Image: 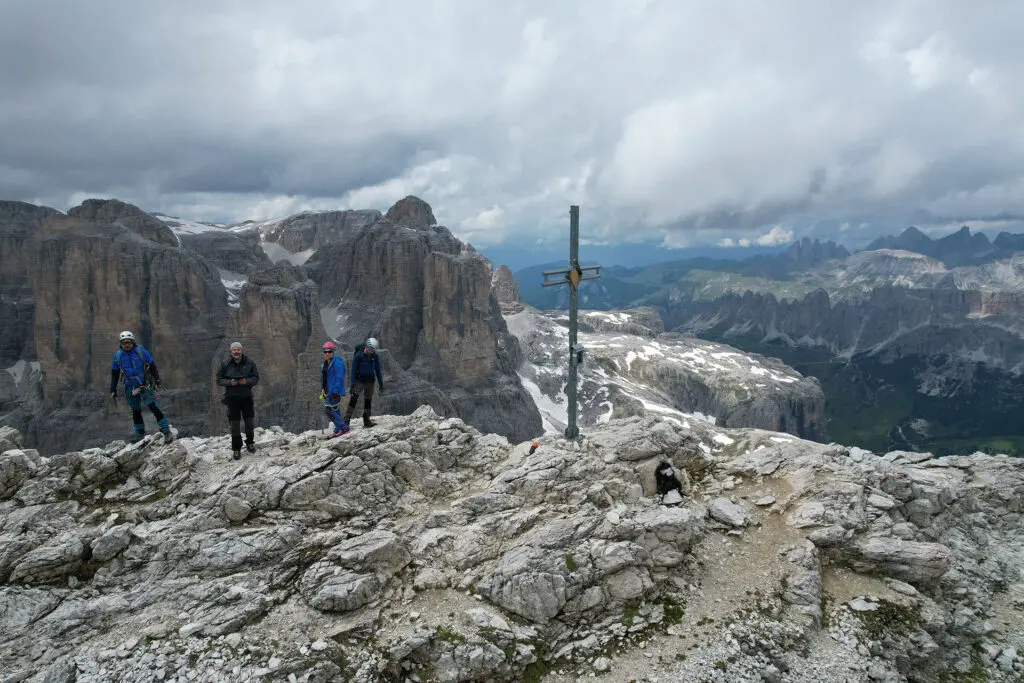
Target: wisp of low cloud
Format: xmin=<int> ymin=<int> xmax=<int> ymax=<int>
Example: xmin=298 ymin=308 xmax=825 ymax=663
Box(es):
xmin=2 ymin=0 xmax=1023 ymax=249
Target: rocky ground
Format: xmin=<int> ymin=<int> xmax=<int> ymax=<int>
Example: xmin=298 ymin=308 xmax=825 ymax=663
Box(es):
xmin=0 ymin=407 xmax=1021 ymax=682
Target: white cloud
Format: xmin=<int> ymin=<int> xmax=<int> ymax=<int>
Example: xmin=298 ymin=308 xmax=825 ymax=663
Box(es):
xmin=3 ymin=0 xmax=1024 ymax=251
xmin=717 ymin=225 xmax=794 ymax=248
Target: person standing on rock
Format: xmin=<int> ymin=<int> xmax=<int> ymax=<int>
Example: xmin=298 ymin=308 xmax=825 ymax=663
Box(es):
xmin=321 ymin=341 xmax=349 ymax=438
xmin=109 ymin=330 xmax=174 ymax=444
xmin=216 ymin=341 xmax=260 ymax=460
xmin=345 ymin=337 xmax=384 ymax=428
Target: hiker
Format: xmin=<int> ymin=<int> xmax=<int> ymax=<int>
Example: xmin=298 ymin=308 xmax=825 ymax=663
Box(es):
xmin=321 ymin=341 xmax=349 ymax=438
xmin=215 ymin=341 xmax=260 ymax=460
xmin=109 ymin=330 xmax=174 ymax=444
xmin=345 ymin=337 xmax=384 ymax=428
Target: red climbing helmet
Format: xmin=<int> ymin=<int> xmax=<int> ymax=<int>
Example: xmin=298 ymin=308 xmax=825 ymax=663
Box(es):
xmin=322 ymin=341 xmax=337 ymax=352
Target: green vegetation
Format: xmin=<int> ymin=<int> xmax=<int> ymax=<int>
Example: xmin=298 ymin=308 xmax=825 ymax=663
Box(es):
xmin=852 ymin=599 xmax=921 ymax=639
xmin=434 ymin=625 xmax=467 ymax=644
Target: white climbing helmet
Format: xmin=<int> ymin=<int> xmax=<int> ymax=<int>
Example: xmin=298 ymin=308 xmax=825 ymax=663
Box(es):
xmin=119 ymin=330 xmax=135 ymax=342
xmin=365 ymin=337 xmax=378 ymax=351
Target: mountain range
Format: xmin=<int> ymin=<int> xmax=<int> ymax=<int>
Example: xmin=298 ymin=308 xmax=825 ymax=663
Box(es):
xmin=514 ymin=226 xmax=1024 ymax=457
xmin=1 ymin=196 xmax=829 ymax=458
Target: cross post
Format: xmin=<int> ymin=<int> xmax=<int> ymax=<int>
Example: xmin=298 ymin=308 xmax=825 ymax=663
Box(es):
xmin=541 ymin=205 xmax=602 ymax=440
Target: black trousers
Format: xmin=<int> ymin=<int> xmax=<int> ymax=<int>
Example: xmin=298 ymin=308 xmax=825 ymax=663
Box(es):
xmin=344 ymin=380 xmax=376 ymax=422
xmin=225 ymin=395 xmax=255 ymax=450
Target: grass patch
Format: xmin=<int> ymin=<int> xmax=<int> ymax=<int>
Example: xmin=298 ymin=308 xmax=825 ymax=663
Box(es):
xmin=852 ymin=599 xmax=921 ymax=639
xmin=434 ymin=625 xmax=466 ymax=645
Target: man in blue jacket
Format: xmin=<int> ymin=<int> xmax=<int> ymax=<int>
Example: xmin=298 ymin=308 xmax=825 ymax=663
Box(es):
xmin=345 ymin=337 xmax=384 ymax=428
xmin=320 ymin=341 xmax=349 ymax=438
xmin=109 ymin=330 xmax=173 ymax=443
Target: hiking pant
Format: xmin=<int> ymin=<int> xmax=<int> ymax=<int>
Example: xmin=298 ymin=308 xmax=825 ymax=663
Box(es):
xmin=323 ymin=394 xmax=347 ymax=433
xmin=344 ymin=380 xmax=376 ymax=423
xmin=225 ymin=395 xmax=256 ymax=451
xmin=124 ymin=385 xmax=169 ymax=435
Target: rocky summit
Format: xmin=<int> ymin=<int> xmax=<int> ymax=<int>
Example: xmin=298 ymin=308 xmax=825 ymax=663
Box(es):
xmin=0 ymin=408 xmax=1021 ymax=682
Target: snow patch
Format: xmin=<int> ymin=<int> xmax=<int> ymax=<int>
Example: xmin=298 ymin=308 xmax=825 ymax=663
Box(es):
xmin=154 ymin=214 xmax=226 ymax=235
xmin=259 ymin=241 xmax=315 ymax=266
xmin=5 ymin=360 xmax=39 ymax=385
xmin=519 ymin=373 xmax=566 ymax=436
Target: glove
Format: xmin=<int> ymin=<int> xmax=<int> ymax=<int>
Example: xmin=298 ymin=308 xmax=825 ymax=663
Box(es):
xmin=319 ymin=390 xmax=326 ymax=401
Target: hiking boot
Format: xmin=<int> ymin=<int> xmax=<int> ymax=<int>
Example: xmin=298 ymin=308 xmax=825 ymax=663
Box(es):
xmin=327 ymin=428 xmax=349 ymax=439
xmin=131 ymin=433 xmax=146 ymax=443
xmin=246 ymin=443 xmax=257 ymax=453
xmin=232 ymin=449 xmax=241 ymax=460
xmin=363 ymin=418 xmax=376 ymax=428
xmin=162 ymin=431 xmax=174 ymax=444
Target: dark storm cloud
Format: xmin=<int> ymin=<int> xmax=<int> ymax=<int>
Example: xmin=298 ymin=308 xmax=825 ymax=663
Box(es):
xmin=2 ymin=0 xmax=1024 ymax=246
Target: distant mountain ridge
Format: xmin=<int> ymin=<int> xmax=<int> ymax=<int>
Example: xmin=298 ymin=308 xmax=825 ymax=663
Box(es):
xmin=512 ymin=224 xmax=1024 ymax=457
xmin=864 ymin=224 xmax=1024 ymax=267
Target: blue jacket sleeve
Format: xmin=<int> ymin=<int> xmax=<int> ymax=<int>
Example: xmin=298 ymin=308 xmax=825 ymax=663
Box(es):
xmin=327 ymin=358 xmax=346 ymax=395
xmin=374 ymin=354 xmax=383 ymax=388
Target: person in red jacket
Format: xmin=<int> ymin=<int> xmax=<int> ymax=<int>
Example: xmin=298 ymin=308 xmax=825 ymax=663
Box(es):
xmin=321 ymin=341 xmax=349 ymax=438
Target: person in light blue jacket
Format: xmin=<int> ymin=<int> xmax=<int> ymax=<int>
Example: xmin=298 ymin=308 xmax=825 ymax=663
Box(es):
xmin=109 ymin=330 xmax=173 ymax=443
xmin=320 ymin=341 xmax=349 ymax=437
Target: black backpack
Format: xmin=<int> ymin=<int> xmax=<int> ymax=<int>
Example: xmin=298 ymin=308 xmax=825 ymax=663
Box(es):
xmin=655 ymin=461 xmax=684 ymax=497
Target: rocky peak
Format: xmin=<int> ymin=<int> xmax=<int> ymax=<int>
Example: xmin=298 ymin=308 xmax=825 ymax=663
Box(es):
xmin=0 ymin=409 xmax=1020 ymax=681
xmin=383 ymin=195 xmax=437 ymax=230
xmin=0 ymin=199 xmax=60 ymax=224
xmin=66 ymin=198 xmax=177 ymax=247
xmin=258 ymin=209 xmax=383 ymax=257
xmin=491 ymin=264 xmax=523 ymax=314
xmin=297 ymin=198 xmax=541 ymax=442
xmin=785 ymin=237 xmax=850 ymax=268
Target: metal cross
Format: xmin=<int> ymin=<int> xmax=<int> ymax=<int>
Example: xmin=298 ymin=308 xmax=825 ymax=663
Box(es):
xmin=542 ymin=205 xmax=602 ymax=439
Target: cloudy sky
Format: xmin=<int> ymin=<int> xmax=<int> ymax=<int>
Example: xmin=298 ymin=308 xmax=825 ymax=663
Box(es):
xmin=2 ymin=0 xmax=1023 ymax=251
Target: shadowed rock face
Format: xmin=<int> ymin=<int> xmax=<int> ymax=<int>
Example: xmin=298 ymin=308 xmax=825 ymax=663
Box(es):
xmin=303 ymin=196 xmax=542 ymax=443
xmin=2 ymin=196 xmax=542 ymax=452
xmin=177 ymin=230 xmax=272 ymax=275
xmin=491 ymin=264 xmax=523 ymax=315
xmin=67 ymin=198 xmax=178 ymax=247
xmin=29 ymin=209 xmax=231 ymax=451
xmin=2 ymin=200 xmax=327 ymax=453
xmin=0 ymin=201 xmax=60 ymax=366
xmin=215 ymin=264 xmax=325 ymax=434
xmin=259 ymin=209 xmax=382 ymax=255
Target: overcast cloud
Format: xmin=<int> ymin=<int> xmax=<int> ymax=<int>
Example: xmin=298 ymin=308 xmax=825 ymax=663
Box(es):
xmin=2 ymin=0 xmax=1023 ymax=249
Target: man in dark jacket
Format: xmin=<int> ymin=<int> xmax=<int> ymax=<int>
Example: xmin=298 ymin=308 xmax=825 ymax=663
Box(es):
xmin=344 ymin=337 xmax=384 ymax=428
xmin=215 ymin=341 xmax=260 ymax=459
